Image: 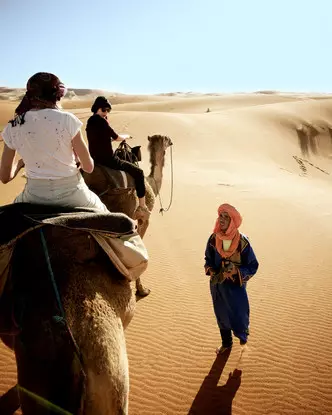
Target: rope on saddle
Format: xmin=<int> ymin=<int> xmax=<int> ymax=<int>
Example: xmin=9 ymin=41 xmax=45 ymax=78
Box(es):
xmin=39 ymin=228 xmax=87 ymax=380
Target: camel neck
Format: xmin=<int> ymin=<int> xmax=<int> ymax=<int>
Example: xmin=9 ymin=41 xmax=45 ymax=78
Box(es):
xmin=148 ymin=163 xmax=163 ymax=195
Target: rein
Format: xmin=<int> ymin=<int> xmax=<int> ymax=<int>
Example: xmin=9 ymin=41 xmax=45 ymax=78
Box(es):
xmin=153 ymin=145 xmax=174 ymax=215
xmin=39 ymin=228 xmax=86 ymax=411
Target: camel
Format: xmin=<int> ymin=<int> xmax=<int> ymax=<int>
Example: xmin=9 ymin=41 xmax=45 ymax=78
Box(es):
xmin=82 ymin=134 xmax=173 ymax=297
xmin=0 ymin=134 xmax=173 ymax=414
xmin=0 ymin=136 xmax=172 ymax=415
xmin=0 ymin=206 xmax=140 ymax=414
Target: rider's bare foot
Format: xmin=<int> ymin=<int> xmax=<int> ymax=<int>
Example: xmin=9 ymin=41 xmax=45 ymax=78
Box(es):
xmin=134 ymin=205 xmax=151 ymax=221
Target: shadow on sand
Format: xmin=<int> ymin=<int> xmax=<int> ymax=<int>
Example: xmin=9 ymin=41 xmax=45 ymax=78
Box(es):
xmin=296 ymin=124 xmax=320 ymax=157
xmin=188 ymin=349 xmax=242 ymax=415
xmin=296 ymin=122 xmax=332 ymax=158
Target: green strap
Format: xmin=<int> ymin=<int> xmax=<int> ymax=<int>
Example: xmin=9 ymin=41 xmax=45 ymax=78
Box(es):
xmin=39 ymin=228 xmax=86 ymax=379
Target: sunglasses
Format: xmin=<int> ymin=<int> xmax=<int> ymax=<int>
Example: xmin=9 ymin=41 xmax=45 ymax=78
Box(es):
xmin=102 ymin=108 xmax=111 ymax=113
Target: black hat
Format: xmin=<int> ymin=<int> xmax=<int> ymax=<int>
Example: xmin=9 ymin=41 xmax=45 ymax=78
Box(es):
xmin=91 ymin=96 xmax=112 ymax=113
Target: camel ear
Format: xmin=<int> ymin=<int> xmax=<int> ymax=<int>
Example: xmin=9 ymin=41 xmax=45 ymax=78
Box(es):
xmin=148 ymin=136 xmax=151 ymax=141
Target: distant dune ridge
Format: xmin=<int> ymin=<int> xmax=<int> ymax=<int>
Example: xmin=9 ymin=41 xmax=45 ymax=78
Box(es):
xmin=1 ymin=88 xmax=332 ymax=414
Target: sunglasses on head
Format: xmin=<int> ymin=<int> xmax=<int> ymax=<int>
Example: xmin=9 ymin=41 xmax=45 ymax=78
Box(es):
xmin=102 ymin=108 xmax=111 ymax=113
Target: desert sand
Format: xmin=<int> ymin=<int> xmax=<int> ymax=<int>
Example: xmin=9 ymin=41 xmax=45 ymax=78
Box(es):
xmin=1 ymin=90 xmax=332 ymax=414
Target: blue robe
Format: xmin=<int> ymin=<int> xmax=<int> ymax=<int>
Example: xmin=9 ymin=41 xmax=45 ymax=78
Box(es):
xmin=204 ymin=233 xmax=259 ymax=343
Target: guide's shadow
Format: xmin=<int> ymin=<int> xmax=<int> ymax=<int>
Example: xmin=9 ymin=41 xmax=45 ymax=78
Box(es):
xmin=188 ymin=349 xmax=242 ymax=415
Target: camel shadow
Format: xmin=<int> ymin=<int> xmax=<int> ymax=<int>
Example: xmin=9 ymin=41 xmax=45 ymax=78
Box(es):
xmin=188 ymin=349 xmax=242 ymax=415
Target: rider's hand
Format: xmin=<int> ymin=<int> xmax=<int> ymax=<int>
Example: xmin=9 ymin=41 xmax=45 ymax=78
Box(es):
xmin=17 ymin=159 xmax=25 ymax=170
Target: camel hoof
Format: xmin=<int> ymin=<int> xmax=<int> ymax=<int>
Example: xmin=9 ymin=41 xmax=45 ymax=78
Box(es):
xmin=136 ymin=287 xmax=151 ymax=297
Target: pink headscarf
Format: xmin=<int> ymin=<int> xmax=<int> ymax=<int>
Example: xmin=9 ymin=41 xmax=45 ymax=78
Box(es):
xmin=213 ymin=203 xmax=242 ymax=258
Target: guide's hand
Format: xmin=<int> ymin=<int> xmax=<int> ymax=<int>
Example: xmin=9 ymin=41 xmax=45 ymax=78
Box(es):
xmin=223 ymin=270 xmax=235 ymax=281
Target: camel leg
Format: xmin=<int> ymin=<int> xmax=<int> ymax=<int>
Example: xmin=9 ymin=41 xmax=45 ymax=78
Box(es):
xmin=135 ymin=218 xmax=151 ymax=297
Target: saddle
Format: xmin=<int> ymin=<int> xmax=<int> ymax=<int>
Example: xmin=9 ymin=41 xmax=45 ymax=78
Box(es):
xmin=0 ymin=203 xmax=149 ymax=303
xmin=82 ymin=164 xmax=136 ymax=197
xmin=82 ymin=142 xmax=142 ymax=198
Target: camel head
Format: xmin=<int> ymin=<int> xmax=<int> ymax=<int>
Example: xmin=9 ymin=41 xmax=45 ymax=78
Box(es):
xmin=147 ymin=135 xmax=173 ymax=166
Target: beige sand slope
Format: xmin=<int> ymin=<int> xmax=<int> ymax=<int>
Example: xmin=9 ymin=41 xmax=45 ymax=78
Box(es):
xmin=1 ymin=92 xmax=332 ymax=414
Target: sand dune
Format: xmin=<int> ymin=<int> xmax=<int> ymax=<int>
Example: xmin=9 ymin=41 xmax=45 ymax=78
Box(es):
xmin=0 ymin=87 xmax=182 ymax=113
xmin=112 ymin=93 xmax=310 ymax=114
xmin=1 ymin=92 xmax=332 ymax=414
xmin=0 ymin=101 xmax=17 ymax=135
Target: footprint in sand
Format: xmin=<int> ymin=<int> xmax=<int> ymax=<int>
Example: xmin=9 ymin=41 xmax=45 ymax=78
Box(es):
xmin=235 ymin=344 xmax=250 ymax=371
xmin=292 ymin=155 xmax=329 ymax=176
xmin=293 ymin=156 xmax=307 ymax=176
xmin=305 ymin=159 xmax=329 ymax=175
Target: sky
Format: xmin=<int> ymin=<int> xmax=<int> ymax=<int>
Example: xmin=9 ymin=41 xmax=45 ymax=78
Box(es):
xmin=0 ymin=0 xmax=331 ymax=94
